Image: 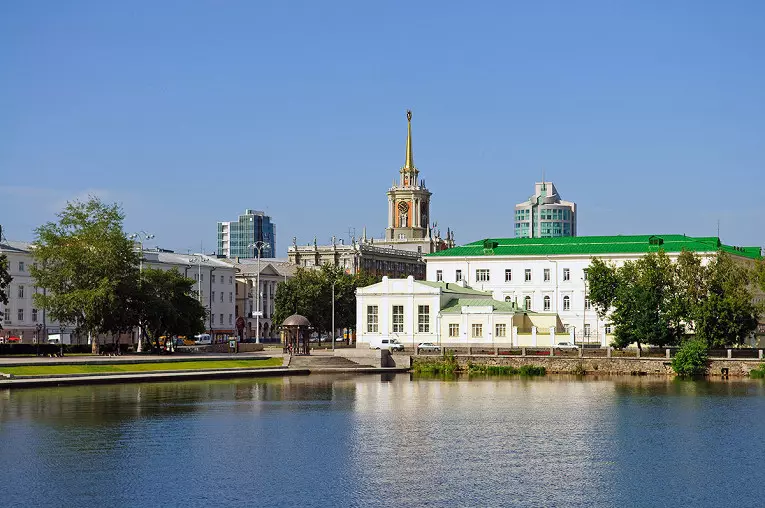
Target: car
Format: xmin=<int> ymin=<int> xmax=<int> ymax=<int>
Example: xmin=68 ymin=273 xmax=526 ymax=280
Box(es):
xmin=556 ymin=341 xmax=579 ymax=349
xmin=194 ymin=334 xmax=212 ymax=345
xmin=370 ymin=338 xmax=405 ymax=351
xmin=417 ymin=342 xmax=441 ymax=352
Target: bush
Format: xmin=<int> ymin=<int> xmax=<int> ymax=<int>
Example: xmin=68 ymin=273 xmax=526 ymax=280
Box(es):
xmin=671 ymin=339 xmax=709 ymax=377
xmin=750 ymin=364 xmax=765 ymax=379
xmin=519 ymin=365 xmax=546 ymax=376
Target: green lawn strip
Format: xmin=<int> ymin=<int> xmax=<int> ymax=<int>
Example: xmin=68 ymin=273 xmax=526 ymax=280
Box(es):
xmin=1 ymin=358 xmax=283 ymax=376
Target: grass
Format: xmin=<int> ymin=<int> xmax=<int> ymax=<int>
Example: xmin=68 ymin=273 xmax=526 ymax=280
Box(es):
xmin=0 ymin=358 xmax=284 ymax=376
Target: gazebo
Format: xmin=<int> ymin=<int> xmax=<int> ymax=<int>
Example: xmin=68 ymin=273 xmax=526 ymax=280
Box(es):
xmin=281 ymin=314 xmax=312 ymax=355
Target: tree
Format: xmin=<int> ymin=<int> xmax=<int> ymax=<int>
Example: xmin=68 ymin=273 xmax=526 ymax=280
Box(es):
xmin=139 ymin=268 xmax=206 ymax=351
xmin=273 ymin=265 xmax=381 ymax=340
xmin=31 ymin=197 xmax=140 ymax=353
xmin=0 ymin=251 xmax=11 ymax=330
xmin=693 ymin=252 xmax=758 ymax=348
xmin=587 ymin=257 xmax=619 ymax=320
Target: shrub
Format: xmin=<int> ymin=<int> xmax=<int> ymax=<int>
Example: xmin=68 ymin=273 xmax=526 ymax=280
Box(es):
xmin=671 ymin=339 xmax=709 ymax=377
xmin=750 ymin=364 xmax=765 ymax=379
xmin=518 ymin=365 xmax=546 ymax=376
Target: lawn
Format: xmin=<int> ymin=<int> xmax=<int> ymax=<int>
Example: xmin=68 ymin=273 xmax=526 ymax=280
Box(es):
xmin=0 ymin=358 xmax=284 ymax=376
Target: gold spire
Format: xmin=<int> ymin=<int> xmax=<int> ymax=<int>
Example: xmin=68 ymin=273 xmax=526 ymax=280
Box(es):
xmin=404 ymin=109 xmax=414 ymax=170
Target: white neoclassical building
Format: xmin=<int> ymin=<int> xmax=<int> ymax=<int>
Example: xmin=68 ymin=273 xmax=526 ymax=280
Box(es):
xmin=355 ymin=276 xmax=560 ymax=349
xmin=425 ymin=234 xmax=763 ymax=343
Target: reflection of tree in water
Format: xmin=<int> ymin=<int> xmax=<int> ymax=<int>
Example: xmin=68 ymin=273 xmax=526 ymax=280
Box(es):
xmin=611 ymin=377 xmax=765 ymax=398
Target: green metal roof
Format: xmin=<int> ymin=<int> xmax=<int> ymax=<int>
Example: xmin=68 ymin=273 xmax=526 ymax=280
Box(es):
xmin=440 ymin=298 xmax=520 ymax=314
xmin=426 ymin=235 xmax=762 ymax=260
xmin=417 ymin=281 xmax=492 ymax=295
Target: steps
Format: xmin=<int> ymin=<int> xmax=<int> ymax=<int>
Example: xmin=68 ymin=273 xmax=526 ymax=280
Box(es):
xmin=287 ymin=355 xmax=372 ymax=370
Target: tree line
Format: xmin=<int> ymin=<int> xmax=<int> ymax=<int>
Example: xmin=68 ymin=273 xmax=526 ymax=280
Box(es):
xmin=0 ymin=197 xmax=205 ymax=352
xmin=588 ymin=249 xmax=765 ymax=350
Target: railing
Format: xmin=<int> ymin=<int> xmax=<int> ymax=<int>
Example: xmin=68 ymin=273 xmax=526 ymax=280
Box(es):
xmin=411 ymin=346 xmax=765 ymax=360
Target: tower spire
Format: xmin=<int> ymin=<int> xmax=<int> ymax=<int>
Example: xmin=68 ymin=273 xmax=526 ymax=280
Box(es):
xmin=404 ymin=109 xmax=414 ymax=169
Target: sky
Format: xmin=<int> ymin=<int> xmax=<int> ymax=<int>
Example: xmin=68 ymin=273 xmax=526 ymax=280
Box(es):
xmin=1 ymin=0 xmax=764 ymax=256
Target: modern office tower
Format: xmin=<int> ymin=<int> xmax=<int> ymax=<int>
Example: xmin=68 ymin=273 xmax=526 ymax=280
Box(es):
xmin=514 ymin=181 xmax=576 ymax=238
xmin=218 ymin=209 xmax=276 ymax=259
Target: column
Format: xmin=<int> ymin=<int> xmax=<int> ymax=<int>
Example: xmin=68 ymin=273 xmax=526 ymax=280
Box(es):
xmin=532 ymin=326 xmax=537 ymax=347
xmin=512 ymin=326 xmax=518 ymax=348
xmin=550 ymin=327 xmax=556 ymax=346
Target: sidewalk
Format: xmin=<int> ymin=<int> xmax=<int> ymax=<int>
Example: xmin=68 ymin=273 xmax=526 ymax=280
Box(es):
xmin=0 ymin=352 xmax=286 ymax=367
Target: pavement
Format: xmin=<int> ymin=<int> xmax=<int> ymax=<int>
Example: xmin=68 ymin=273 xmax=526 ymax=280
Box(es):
xmin=0 ymin=351 xmax=285 ymax=367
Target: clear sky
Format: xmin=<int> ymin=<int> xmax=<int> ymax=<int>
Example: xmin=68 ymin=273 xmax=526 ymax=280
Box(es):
xmin=2 ymin=1 xmax=764 ymax=256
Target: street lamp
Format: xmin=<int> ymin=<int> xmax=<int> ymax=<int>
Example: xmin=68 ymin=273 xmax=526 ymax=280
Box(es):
xmin=35 ymin=323 xmax=43 ymax=356
xmin=581 ymin=276 xmax=589 ymax=347
xmin=129 ymin=231 xmax=155 ymax=353
xmin=248 ymin=242 xmax=270 ymax=343
xmin=331 ymin=280 xmax=336 ymax=351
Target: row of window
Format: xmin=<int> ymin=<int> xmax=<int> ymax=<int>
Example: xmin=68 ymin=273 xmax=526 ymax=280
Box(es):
xmin=3 ymin=308 xmax=39 ymax=323
xmin=195 ymin=274 xmax=234 ymax=285
xmin=367 ymin=305 xmax=431 ymax=333
xmin=448 ymin=323 xmax=507 ymax=338
xmin=436 ymin=267 xmax=587 ymax=283
xmin=211 ymin=291 xmax=234 ymax=303
xmin=519 ymin=295 xmax=591 ymax=311
xmin=211 ymin=313 xmax=235 ymax=326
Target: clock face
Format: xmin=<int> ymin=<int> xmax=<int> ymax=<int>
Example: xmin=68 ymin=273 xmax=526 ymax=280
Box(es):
xmin=398 ymin=202 xmax=409 ymax=213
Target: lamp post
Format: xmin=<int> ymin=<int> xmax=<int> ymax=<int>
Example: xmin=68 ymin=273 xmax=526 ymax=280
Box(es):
xmin=581 ymin=277 xmax=589 ymax=347
xmin=35 ymin=323 xmax=43 ymax=356
xmin=129 ymin=231 xmax=155 ymax=353
xmin=248 ymin=242 xmax=270 ymax=343
xmin=331 ymin=280 xmax=336 ymax=351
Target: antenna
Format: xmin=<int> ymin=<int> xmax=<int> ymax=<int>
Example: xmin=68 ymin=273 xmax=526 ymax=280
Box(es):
xmin=717 ymin=219 xmax=720 ymax=238
xmin=346 ymin=227 xmax=356 ymax=244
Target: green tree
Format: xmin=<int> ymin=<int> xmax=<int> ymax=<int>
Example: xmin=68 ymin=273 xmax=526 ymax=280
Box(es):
xmin=671 ymin=338 xmax=709 ymax=377
xmin=587 ymin=257 xmax=619 ymax=320
xmin=694 ymin=252 xmax=758 ymax=348
xmin=30 ymin=197 xmax=140 ymax=353
xmin=674 ymin=249 xmax=708 ymax=331
xmin=0 ymin=251 xmax=11 ymax=330
xmin=139 ymin=268 xmax=206 ymax=351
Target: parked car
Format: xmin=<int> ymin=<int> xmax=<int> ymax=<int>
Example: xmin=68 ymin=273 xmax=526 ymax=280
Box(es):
xmin=417 ymin=342 xmax=441 ymax=352
xmin=369 ymin=338 xmax=405 ymax=351
xmin=556 ymin=341 xmax=578 ymax=349
xmin=194 ymin=334 xmax=212 ymax=345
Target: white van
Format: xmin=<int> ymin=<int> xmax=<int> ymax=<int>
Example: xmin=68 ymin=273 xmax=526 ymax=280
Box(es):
xmin=194 ymin=334 xmax=212 ymax=345
xmin=368 ymin=337 xmax=405 ymax=351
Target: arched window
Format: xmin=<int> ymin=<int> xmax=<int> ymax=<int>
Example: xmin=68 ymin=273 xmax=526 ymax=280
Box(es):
xmin=543 ymin=295 xmax=551 ymax=311
xmin=563 ymin=296 xmax=570 ymax=311
xmin=524 ymin=295 xmax=531 ymax=310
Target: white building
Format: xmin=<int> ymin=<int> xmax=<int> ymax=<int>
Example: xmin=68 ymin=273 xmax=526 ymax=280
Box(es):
xmin=0 ymin=241 xmax=59 ymax=342
xmin=425 ymin=234 xmax=762 ymax=343
xmin=143 ymin=250 xmax=237 ymax=342
xmin=217 ymin=257 xmax=297 ymax=340
xmin=355 ymin=276 xmax=560 ymax=349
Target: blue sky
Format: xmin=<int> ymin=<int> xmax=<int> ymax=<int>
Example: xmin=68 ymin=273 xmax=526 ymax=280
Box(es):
xmin=2 ymin=0 xmax=764 ymax=256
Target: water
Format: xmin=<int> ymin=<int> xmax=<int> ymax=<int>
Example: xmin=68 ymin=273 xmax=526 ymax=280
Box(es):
xmin=1 ymin=374 xmax=764 ymax=508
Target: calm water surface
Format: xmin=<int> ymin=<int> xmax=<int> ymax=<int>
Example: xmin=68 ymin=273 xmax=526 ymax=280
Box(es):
xmin=1 ymin=374 xmax=764 ymax=508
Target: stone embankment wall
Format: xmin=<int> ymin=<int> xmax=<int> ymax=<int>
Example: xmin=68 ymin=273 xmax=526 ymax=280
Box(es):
xmin=412 ymin=355 xmax=763 ymax=377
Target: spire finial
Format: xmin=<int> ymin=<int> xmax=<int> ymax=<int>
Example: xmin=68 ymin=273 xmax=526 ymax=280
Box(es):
xmin=404 ymin=109 xmax=414 ymax=170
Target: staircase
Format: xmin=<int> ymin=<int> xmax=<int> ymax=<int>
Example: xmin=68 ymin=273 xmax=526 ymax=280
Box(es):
xmin=287 ymin=355 xmax=372 ymax=370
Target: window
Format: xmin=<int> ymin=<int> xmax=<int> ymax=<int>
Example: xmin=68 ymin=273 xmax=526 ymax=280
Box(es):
xmin=455 ymin=270 xmax=462 ymax=282
xmin=543 ymin=269 xmax=550 ymax=282
xmin=229 ymin=314 xmax=233 ymax=325
xmin=212 ymin=275 xmax=216 ymax=283
xmin=211 ymin=314 xmax=215 ymax=325
xmin=585 ymin=297 xmax=591 ymax=310
xmin=212 ymin=291 xmax=215 ymax=302
xmin=505 ymin=269 xmax=512 ymax=282
xmin=418 ymin=305 xmax=430 ymax=333
xmin=201 ymin=273 xmax=204 ymax=282
xmin=449 ymin=324 xmax=460 ymax=337
xmin=476 ymin=269 xmax=490 ymax=282
xmin=18 ymin=261 xmax=24 ymax=272
xmin=18 ymin=285 xmax=24 ymax=298
xmin=605 ymin=323 xmax=612 ymax=334
xmin=4 ymin=309 xmax=10 ymax=323
xmin=229 ymin=276 xmax=233 ymax=284
xmin=583 ymin=268 xmax=589 ymax=281
xmin=229 ymin=292 xmax=233 ymax=303
xmin=367 ymin=306 xmax=379 ymax=332
xmin=219 ymin=313 xmax=223 ymax=325
xmin=524 ymin=269 xmax=532 ymax=282
xmin=584 ymin=324 xmax=591 ymax=338
xmin=220 ymin=292 xmax=224 ymax=303
xmin=495 ymin=323 xmax=506 ymax=337
xmin=563 ymin=268 xmax=570 ymax=281
xmin=471 ymin=323 xmax=483 ymax=338
xmin=32 ymin=309 xmax=38 ymax=322
xmin=18 ymin=308 xmax=24 ymax=321
xmin=524 ymin=296 xmax=531 ymax=310
xmin=563 ymin=296 xmax=570 ymax=311
xmin=563 ymin=324 xmax=570 ymax=333
xmin=543 ymin=295 xmax=551 ymax=311
xmin=392 ymin=305 xmax=404 ymax=333
xmin=436 ymin=270 xmax=443 ymax=282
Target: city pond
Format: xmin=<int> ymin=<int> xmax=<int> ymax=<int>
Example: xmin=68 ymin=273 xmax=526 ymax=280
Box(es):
xmin=1 ymin=374 xmax=764 ymax=507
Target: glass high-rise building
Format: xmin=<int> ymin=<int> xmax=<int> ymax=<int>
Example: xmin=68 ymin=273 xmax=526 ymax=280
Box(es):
xmin=218 ymin=209 xmax=276 ymax=259
xmin=514 ymin=181 xmax=576 ymax=238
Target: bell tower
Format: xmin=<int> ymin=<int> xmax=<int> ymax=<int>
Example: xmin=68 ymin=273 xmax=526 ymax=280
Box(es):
xmin=386 ymin=110 xmax=431 ymax=243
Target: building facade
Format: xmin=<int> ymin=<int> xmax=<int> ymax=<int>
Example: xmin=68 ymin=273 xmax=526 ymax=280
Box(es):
xmin=217 ymin=209 xmax=276 ymax=259
xmin=355 ymin=276 xmax=560 ymax=349
xmin=514 ymin=181 xmax=576 ymax=238
xmin=426 ymin=235 xmax=762 ymax=343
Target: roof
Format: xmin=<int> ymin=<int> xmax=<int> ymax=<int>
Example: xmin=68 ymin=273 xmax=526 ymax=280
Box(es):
xmin=417 ymin=281 xmax=492 ymax=296
xmin=426 ymin=235 xmax=762 ymax=260
xmin=0 ymin=241 xmax=33 ymax=254
xmin=282 ymin=314 xmax=311 ymax=327
xmin=440 ymin=298 xmax=520 ymax=314
xmin=217 ymin=258 xmax=297 ymax=277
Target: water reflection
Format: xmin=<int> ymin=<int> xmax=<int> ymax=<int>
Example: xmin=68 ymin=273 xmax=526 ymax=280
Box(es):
xmin=1 ymin=375 xmax=764 ymax=508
